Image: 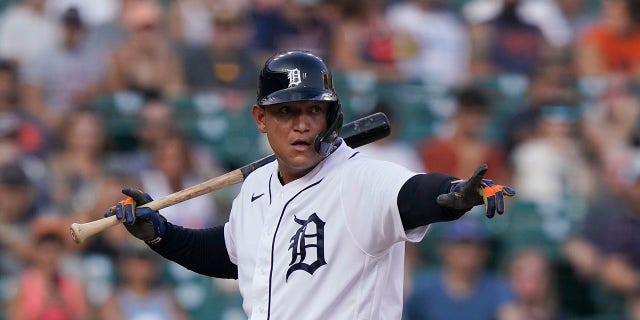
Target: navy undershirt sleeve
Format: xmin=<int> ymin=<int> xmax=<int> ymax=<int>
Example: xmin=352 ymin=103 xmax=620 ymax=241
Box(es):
xmin=397 ymin=173 xmax=469 ymax=230
xmin=148 ymin=223 xmax=238 ymax=279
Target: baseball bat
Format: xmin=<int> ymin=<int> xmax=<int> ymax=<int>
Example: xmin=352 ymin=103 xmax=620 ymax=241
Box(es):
xmin=69 ymin=112 xmax=390 ymax=244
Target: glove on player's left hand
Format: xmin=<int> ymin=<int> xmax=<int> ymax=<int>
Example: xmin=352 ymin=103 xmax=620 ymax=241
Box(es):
xmin=436 ymin=164 xmax=516 ymax=218
xmin=104 ymin=188 xmax=167 ymax=244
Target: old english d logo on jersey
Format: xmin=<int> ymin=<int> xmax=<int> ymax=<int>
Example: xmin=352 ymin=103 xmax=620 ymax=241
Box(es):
xmin=286 ymin=68 xmax=302 ymax=87
xmin=286 ymin=213 xmax=326 ymax=281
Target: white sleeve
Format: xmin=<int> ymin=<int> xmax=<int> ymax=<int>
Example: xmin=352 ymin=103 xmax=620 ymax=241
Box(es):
xmin=224 ymin=196 xmax=242 ymax=265
xmin=339 ymin=159 xmax=428 ymax=256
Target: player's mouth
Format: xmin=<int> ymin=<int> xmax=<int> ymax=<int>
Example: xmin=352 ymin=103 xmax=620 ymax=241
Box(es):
xmin=291 ymin=139 xmax=312 ymax=151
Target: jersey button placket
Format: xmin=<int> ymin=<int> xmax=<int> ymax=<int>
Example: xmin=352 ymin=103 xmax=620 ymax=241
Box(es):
xmin=251 ymin=205 xmax=279 ymax=320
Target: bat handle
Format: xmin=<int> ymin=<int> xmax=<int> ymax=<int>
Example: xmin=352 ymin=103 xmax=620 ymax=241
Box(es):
xmin=70 ymin=215 xmax=119 ymax=244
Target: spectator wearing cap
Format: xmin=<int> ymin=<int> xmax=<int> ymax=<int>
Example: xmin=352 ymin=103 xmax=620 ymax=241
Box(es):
xmin=21 ymin=6 xmax=108 ymax=134
xmin=404 ymin=217 xmax=520 ymax=320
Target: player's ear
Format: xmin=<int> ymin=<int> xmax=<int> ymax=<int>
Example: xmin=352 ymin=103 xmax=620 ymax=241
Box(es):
xmin=252 ymin=104 xmax=267 ymax=133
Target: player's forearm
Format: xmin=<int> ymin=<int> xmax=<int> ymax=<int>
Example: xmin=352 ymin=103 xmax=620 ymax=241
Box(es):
xmin=149 ymin=223 xmax=238 ymax=279
xmin=397 ymin=173 xmax=468 ymax=230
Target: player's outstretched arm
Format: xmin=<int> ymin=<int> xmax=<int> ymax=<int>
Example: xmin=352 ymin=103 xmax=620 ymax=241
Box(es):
xmin=397 ymin=164 xmax=516 ymax=230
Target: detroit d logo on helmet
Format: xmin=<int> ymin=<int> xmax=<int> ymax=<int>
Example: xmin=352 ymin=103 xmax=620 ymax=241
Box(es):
xmin=287 ymin=213 xmax=326 ymax=281
xmin=286 ymin=68 xmax=302 ymax=88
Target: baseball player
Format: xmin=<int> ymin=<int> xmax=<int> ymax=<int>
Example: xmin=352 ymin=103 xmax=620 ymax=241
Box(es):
xmin=105 ymin=50 xmax=516 ymax=319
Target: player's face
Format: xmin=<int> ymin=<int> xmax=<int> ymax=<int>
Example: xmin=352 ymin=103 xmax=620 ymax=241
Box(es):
xmin=252 ymin=101 xmax=329 ymax=183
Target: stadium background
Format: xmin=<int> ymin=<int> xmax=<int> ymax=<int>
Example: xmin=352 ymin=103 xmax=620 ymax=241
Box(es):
xmin=0 ymin=0 xmax=638 ymax=319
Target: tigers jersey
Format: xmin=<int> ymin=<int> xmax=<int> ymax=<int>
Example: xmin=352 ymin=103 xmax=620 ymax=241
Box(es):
xmin=223 ymin=142 xmax=428 ymax=319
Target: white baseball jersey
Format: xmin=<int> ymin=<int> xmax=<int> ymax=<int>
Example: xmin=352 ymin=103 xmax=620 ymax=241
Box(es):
xmin=223 ymin=142 xmax=429 ymax=319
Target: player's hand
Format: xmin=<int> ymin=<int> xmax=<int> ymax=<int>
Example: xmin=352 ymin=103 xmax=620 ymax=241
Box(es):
xmin=104 ymin=188 xmax=167 ymax=244
xmin=436 ymin=164 xmax=516 ymax=218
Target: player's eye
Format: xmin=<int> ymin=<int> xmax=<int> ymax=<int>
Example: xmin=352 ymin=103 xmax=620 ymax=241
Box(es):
xmin=310 ymin=105 xmax=323 ymax=113
xmin=278 ymin=106 xmax=291 ymax=114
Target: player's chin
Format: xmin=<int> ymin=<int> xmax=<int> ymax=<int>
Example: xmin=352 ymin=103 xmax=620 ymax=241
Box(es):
xmin=284 ymin=150 xmax=323 ymax=170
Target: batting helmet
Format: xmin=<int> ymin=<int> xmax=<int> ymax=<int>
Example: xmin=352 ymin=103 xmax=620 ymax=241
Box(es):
xmin=257 ymin=50 xmax=343 ymax=157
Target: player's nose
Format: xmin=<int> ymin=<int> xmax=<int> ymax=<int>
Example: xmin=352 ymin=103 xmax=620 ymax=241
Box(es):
xmin=292 ymin=113 xmax=312 ymax=132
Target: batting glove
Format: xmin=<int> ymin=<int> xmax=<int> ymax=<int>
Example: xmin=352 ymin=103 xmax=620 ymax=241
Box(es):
xmin=104 ymin=188 xmax=167 ymax=244
xmin=436 ymin=164 xmax=516 ymax=218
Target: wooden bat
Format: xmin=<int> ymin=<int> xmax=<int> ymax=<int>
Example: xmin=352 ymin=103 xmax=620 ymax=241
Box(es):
xmin=70 ymin=112 xmax=391 ymax=244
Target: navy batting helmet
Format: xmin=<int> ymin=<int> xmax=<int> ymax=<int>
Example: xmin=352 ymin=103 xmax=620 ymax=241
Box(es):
xmin=257 ymin=50 xmax=343 ymax=157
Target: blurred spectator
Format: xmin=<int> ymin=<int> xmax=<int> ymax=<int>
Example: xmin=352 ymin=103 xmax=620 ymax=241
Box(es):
xmin=250 ymin=0 xmax=333 ymax=64
xmin=106 ymin=0 xmax=184 ymax=100
xmin=404 ymin=217 xmax=520 ymax=320
xmin=118 ymin=98 xmax=222 ymax=176
xmin=464 ymin=0 xmax=575 ymax=49
xmin=556 ymin=0 xmax=598 ymax=43
xmin=84 ymin=0 xmax=132 ymax=58
xmin=464 ymin=0 xmax=547 ymax=78
xmin=575 ymin=0 xmax=640 ymax=80
xmin=47 ymin=110 xmax=108 ymax=214
xmin=510 ymin=105 xmax=592 ymax=240
xmin=166 ymin=0 xmax=216 ymax=47
xmin=6 ymin=214 xmax=88 ymax=320
xmin=0 ymin=0 xmax=59 ymax=67
xmin=581 ymin=80 xmax=640 ymax=161
xmin=0 ymin=162 xmax=46 ymax=282
xmin=330 ymin=0 xmax=401 ymax=81
xmin=21 ymin=7 xmax=108 ymax=134
xmin=561 ymin=147 xmax=637 ymax=318
xmin=116 ymin=98 xmax=181 ymax=174
xmin=501 ymin=61 xmax=577 ymax=157
xmin=583 ymin=150 xmax=640 ymax=319
xmin=386 ymin=0 xmax=471 ymax=86
xmin=179 ymin=7 xmax=258 ymax=92
xmin=139 ymin=134 xmax=220 ymax=229
xmin=0 ymin=58 xmax=51 ymax=158
xmin=507 ymin=248 xmax=569 ymax=320
xmin=418 ymin=86 xmax=508 ymax=182
xmin=99 ymin=246 xmax=187 ymax=320
xmin=45 ymin=0 xmax=121 ymax=28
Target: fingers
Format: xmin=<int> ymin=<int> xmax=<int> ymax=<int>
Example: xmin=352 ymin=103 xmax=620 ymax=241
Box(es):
xmin=478 ymin=178 xmax=513 ymax=218
xmin=485 ymin=194 xmax=496 ymax=218
xmin=462 ymin=164 xmax=488 ymax=194
xmin=495 ymin=191 xmax=505 ymax=215
xmin=103 ymin=205 xmax=116 ymax=218
xmin=502 ymin=185 xmax=516 ymax=196
xmin=114 ymin=197 xmax=136 ymax=225
xmin=122 ymin=188 xmax=151 ymax=205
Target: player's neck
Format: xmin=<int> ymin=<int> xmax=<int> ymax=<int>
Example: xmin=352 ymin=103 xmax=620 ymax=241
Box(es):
xmin=277 ymin=167 xmax=315 ymax=185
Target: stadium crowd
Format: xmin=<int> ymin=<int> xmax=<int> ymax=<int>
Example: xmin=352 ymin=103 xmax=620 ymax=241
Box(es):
xmin=0 ymin=0 xmax=638 ymax=319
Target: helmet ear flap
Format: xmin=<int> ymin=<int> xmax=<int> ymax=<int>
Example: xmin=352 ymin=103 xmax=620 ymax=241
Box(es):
xmin=314 ymin=102 xmax=343 ymax=157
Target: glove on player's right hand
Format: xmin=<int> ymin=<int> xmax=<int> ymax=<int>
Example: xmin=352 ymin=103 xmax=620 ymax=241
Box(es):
xmin=436 ymin=164 xmax=516 ymax=218
xmin=104 ymin=188 xmax=167 ymax=244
